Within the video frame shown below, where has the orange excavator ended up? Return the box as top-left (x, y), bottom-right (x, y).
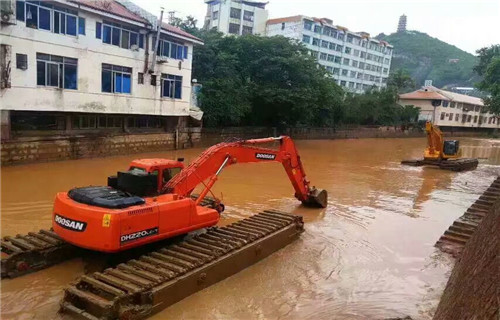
top-left (401, 121), bottom-right (478, 171)
top-left (52, 136), bottom-right (327, 253)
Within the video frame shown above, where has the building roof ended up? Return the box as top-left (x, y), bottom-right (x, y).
top-left (400, 86), bottom-right (484, 106)
top-left (266, 15), bottom-right (303, 25)
top-left (71, 0), bottom-right (148, 24)
top-left (399, 90), bottom-right (449, 101)
top-left (161, 23), bottom-right (203, 43)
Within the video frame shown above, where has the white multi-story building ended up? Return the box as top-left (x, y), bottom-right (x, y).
top-left (266, 15), bottom-right (393, 93)
top-left (0, 0), bottom-right (203, 140)
top-left (399, 86), bottom-right (499, 129)
top-left (204, 0), bottom-right (268, 36)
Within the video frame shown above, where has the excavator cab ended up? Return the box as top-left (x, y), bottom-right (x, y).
top-left (443, 140), bottom-right (460, 156)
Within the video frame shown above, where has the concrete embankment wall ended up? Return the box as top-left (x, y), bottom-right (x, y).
top-left (433, 200), bottom-right (500, 319)
top-left (1, 129), bottom-right (201, 165)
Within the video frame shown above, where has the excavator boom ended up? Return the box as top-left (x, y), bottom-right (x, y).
top-left (164, 136), bottom-right (327, 208)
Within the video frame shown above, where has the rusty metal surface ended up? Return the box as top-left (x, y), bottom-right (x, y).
top-left (1, 229), bottom-right (80, 279)
top-left (60, 210), bottom-right (304, 320)
top-left (401, 158), bottom-right (478, 171)
top-left (435, 176), bottom-right (500, 257)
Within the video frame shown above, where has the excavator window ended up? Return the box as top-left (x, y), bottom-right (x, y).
top-left (163, 167), bottom-right (181, 184)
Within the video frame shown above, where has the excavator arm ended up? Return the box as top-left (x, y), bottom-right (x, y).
top-left (424, 121), bottom-right (444, 160)
top-left (163, 136), bottom-right (327, 208)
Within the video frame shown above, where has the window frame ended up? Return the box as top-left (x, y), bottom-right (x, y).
top-left (101, 63), bottom-right (132, 94)
top-left (98, 20), bottom-right (144, 50)
top-left (161, 74), bottom-right (183, 99)
top-left (36, 53), bottom-right (78, 90)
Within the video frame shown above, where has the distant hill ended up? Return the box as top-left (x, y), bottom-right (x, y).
top-left (376, 31), bottom-right (479, 88)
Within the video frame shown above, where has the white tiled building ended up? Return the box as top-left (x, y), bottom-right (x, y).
top-left (266, 16), bottom-right (393, 93)
top-left (399, 86), bottom-right (499, 129)
top-left (0, 0), bottom-right (203, 140)
top-left (204, 0), bottom-right (268, 36)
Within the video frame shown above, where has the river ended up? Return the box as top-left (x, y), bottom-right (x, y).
top-left (1, 137), bottom-right (499, 319)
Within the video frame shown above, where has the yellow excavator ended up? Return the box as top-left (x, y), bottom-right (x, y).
top-left (402, 121), bottom-right (478, 171)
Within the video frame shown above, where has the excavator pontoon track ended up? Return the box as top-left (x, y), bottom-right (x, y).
top-left (1, 229), bottom-right (80, 279)
top-left (1, 195), bottom-right (216, 280)
top-left (436, 176), bottom-right (500, 257)
top-left (401, 158), bottom-right (478, 171)
top-left (60, 210), bottom-right (304, 320)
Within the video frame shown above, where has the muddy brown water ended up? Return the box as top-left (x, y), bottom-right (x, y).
top-left (1, 137), bottom-right (499, 320)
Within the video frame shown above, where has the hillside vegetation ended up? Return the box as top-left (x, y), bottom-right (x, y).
top-left (377, 31), bottom-right (478, 88)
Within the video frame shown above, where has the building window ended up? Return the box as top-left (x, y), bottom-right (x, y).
top-left (335, 44), bottom-right (343, 52)
top-left (314, 25), bottom-right (322, 33)
top-left (334, 56), bottom-right (341, 64)
top-left (340, 80), bottom-right (347, 87)
top-left (345, 47), bottom-right (351, 54)
top-left (327, 54), bottom-right (335, 62)
top-left (127, 116), bottom-right (163, 128)
top-left (242, 26), bottom-right (253, 35)
top-left (440, 112), bottom-right (445, 120)
top-left (150, 74), bottom-right (157, 86)
top-left (78, 17), bottom-right (85, 35)
top-left (97, 115), bottom-right (123, 128)
top-left (156, 38), bottom-right (188, 60)
top-left (473, 115), bottom-right (478, 123)
top-left (350, 71), bottom-right (356, 78)
top-left (455, 114), bottom-right (460, 122)
top-left (228, 23), bottom-right (239, 35)
top-left (101, 64), bottom-right (131, 94)
top-left (244, 10), bottom-right (254, 22)
top-left (281, 22), bottom-right (285, 30)
top-left (16, 53), bottom-right (28, 70)
top-left (321, 40), bottom-right (329, 48)
top-left (343, 58), bottom-right (350, 65)
top-left (448, 113), bottom-right (453, 121)
top-left (341, 69), bottom-right (348, 76)
top-left (326, 66), bottom-right (333, 73)
top-left (333, 68), bottom-right (340, 75)
top-left (212, 10), bottom-right (218, 20)
top-left (442, 100), bottom-right (449, 107)
top-left (36, 53), bottom-right (77, 89)
top-left (161, 74), bottom-right (182, 99)
top-left (138, 72), bottom-right (144, 84)
top-left (11, 112), bottom-right (66, 131)
top-left (230, 7), bottom-right (241, 19)
top-left (99, 21), bottom-right (144, 50)
top-left (302, 35), bottom-right (310, 44)
top-left (72, 115), bottom-right (97, 129)
top-left (328, 42), bottom-right (335, 50)
top-left (319, 53), bottom-right (327, 60)
top-left (21, 1), bottom-right (80, 36)
top-left (467, 115), bottom-right (472, 122)
top-left (352, 60), bottom-right (358, 68)
top-left (304, 20), bottom-right (313, 30)
top-left (312, 38), bottom-right (320, 46)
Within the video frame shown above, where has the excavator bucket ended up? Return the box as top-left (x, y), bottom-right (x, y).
top-left (303, 188), bottom-right (328, 208)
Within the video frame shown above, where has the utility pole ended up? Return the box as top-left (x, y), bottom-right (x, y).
top-left (168, 11), bottom-right (176, 24)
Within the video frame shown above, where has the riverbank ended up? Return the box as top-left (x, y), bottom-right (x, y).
top-left (1, 126), bottom-right (495, 165)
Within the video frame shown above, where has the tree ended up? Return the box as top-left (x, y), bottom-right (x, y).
top-left (475, 45), bottom-right (500, 115)
top-left (170, 15), bottom-right (198, 35)
top-left (387, 69), bottom-right (415, 93)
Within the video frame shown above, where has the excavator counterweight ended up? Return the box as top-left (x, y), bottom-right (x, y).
top-left (401, 121), bottom-right (478, 171)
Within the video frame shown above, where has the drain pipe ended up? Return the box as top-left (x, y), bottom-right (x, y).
top-left (150, 7), bottom-right (164, 73)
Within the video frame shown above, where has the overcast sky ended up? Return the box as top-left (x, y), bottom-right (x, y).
top-left (133, 0), bottom-right (500, 54)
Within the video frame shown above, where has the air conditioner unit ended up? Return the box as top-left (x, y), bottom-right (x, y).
top-left (0, 0), bottom-right (16, 25)
top-left (130, 44), bottom-right (139, 51)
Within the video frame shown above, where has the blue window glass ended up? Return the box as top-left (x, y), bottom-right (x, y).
top-left (162, 41), bottom-right (169, 57)
top-left (54, 11), bottom-right (60, 33)
top-left (39, 7), bottom-right (50, 30)
top-left (25, 4), bottom-right (38, 28)
top-left (16, 1), bottom-right (25, 21)
top-left (103, 25), bottom-right (111, 44)
top-left (101, 70), bottom-right (112, 92)
top-left (162, 79), bottom-right (171, 97)
top-left (130, 32), bottom-right (137, 47)
top-left (139, 34), bottom-right (144, 48)
top-left (114, 73), bottom-right (122, 93)
top-left (183, 46), bottom-right (188, 59)
top-left (177, 46), bottom-right (183, 60)
top-left (66, 15), bottom-right (76, 35)
top-left (122, 73), bottom-right (131, 93)
top-left (47, 63), bottom-right (59, 87)
top-left (174, 77), bottom-right (182, 99)
top-left (60, 12), bottom-right (66, 33)
top-left (170, 43), bottom-right (178, 59)
top-left (96, 22), bottom-right (102, 39)
top-left (37, 61), bottom-right (45, 85)
top-left (78, 17), bottom-right (85, 35)
top-left (111, 27), bottom-right (120, 46)
top-left (64, 64), bottom-right (77, 89)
